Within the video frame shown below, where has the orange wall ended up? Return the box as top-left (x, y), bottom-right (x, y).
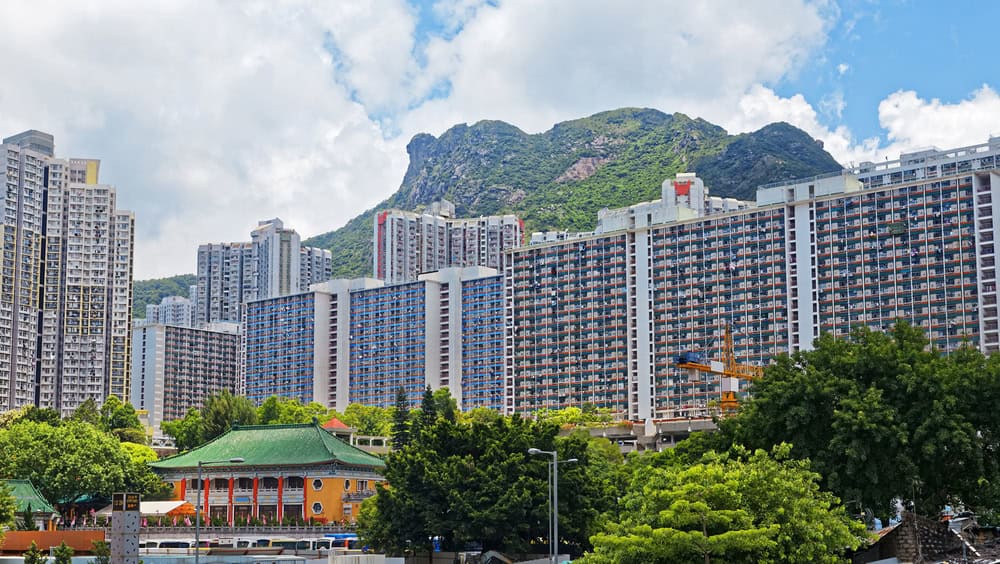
top-left (1, 530), bottom-right (105, 554)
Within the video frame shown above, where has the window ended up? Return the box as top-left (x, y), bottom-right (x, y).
top-left (312, 479), bottom-right (323, 491)
top-left (343, 504), bottom-right (353, 516)
top-left (343, 479), bottom-right (351, 491)
top-left (286, 476), bottom-right (305, 489)
top-left (312, 502), bottom-right (323, 514)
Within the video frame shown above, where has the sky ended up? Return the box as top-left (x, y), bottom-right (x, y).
top-left (1, 0), bottom-right (999, 279)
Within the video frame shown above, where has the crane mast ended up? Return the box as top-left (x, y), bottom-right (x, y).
top-left (675, 325), bottom-right (763, 412)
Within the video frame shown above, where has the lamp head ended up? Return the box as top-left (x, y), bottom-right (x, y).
top-left (566, 458), bottom-right (579, 463)
top-left (230, 457), bottom-right (245, 463)
top-left (527, 448), bottom-right (542, 455)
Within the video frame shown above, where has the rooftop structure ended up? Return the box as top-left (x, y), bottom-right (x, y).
top-left (150, 422), bottom-right (384, 524)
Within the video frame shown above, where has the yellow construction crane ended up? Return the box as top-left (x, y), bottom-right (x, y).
top-left (674, 326), bottom-right (764, 412)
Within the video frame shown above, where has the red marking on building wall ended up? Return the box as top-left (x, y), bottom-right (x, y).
top-left (675, 180), bottom-right (691, 196)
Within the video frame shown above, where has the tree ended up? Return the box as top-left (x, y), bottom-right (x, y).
top-left (0, 420), bottom-right (130, 508)
top-left (100, 395), bottom-right (145, 443)
top-left (0, 481), bottom-right (15, 540)
top-left (715, 322), bottom-right (1000, 521)
top-left (339, 402), bottom-right (394, 436)
top-left (584, 446), bottom-right (865, 564)
top-left (432, 387), bottom-right (457, 423)
top-left (23, 541), bottom-right (45, 564)
top-left (359, 410), bottom-right (613, 557)
top-left (121, 442), bottom-right (173, 499)
top-left (17, 503), bottom-right (37, 531)
top-left (201, 391), bottom-right (258, 441)
top-left (91, 540), bottom-right (111, 564)
top-left (69, 398), bottom-right (102, 426)
top-left (22, 406), bottom-right (62, 426)
top-left (161, 407), bottom-right (204, 452)
top-left (391, 387), bottom-right (409, 450)
top-left (418, 386), bottom-right (437, 429)
top-left (257, 395), bottom-right (330, 425)
top-left (52, 541), bottom-right (73, 564)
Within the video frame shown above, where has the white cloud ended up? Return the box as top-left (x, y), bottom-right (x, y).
top-left (837, 62), bottom-right (850, 75)
top-left (711, 84), bottom-right (1000, 169)
top-left (3, 0), bottom-right (994, 282)
top-left (402, 0), bottom-right (833, 137)
top-left (878, 86), bottom-right (1000, 152)
top-left (820, 90), bottom-right (847, 119)
top-left (0, 0), bottom-right (413, 278)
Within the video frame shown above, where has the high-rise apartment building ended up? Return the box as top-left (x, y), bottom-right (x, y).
top-left (1, 134), bottom-right (48, 410)
top-left (243, 267), bottom-right (503, 411)
top-left (507, 139), bottom-right (1000, 420)
top-left (195, 242), bottom-right (254, 325)
top-left (1, 130), bottom-right (134, 414)
top-left (195, 219), bottom-right (331, 325)
top-left (143, 295), bottom-right (195, 327)
top-left (131, 322), bottom-right (242, 433)
top-left (373, 200), bottom-right (522, 284)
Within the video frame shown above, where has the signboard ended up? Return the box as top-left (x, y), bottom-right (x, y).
top-left (125, 493), bottom-right (140, 511)
top-left (110, 492), bottom-right (140, 564)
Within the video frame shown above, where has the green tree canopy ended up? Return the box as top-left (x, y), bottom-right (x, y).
top-left (584, 446), bottom-right (865, 564)
top-left (202, 391), bottom-right (258, 440)
top-left (120, 442), bottom-right (172, 500)
top-left (69, 398), bottom-right (101, 426)
top-left (161, 407), bottom-right (204, 452)
top-left (359, 409), bottom-right (617, 557)
top-left (391, 387), bottom-right (409, 450)
top-left (99, 395), bottom-right (143, 437)
top-left (339, 403), bottom-right (393, 436)
top-left (710, 322), bottom-right (1000, 521)
top-left (0, 481), bottom-right (16, 542)
top-left (0, 420), bottom-right (130, 508)
top-left (256, 396), bottom-right (329, 425)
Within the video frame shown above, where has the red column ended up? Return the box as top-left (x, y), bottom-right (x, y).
top-left (303, 478), bottom-right (308, 523)
top-left (178, 478), bottom-right (186, 500)
top-left (277, 477), bottom-right (284, 522)
top-left (252, 477), bottom-right (259, 518)
top-left (204, 479), bottom-right (210, 523)
top-left (228, 478), bottom-right (234, 525)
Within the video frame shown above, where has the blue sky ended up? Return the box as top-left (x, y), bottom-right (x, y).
top-left (777, 0), bottom-right (999, 142)
top-left (1, 0), bottom-right (997, 278)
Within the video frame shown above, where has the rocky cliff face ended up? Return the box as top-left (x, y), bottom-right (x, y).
top-left (305, 108), bottom-right (843, 277)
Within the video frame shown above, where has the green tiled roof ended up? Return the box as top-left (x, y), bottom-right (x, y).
top-left (2, 480), bottom-right (57, 514)
top-left (149, 423), bottom-right (385, 471)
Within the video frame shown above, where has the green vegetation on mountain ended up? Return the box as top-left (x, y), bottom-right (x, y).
top-left (305, 108), bottom-right (842, 277)
top-left (132, 273), bottom-right (196, 319)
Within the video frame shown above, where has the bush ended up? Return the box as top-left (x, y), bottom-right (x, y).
top-left (53, 541), bottom-right (74, 564)
top-left (92, 540), bottom-right (111, 564)
top-left (23, 541), bottom-right (45, 564)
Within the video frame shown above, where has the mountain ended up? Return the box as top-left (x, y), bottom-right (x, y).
top-left (305, 108), bottom-right (842, 278)
top-left (133, 273), bottom-right (197, 318)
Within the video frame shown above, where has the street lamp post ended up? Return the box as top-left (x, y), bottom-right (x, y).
top-left (529, 448), bottom-right (577, 564)
top-left (195, 458), bottom-right (244, 564)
